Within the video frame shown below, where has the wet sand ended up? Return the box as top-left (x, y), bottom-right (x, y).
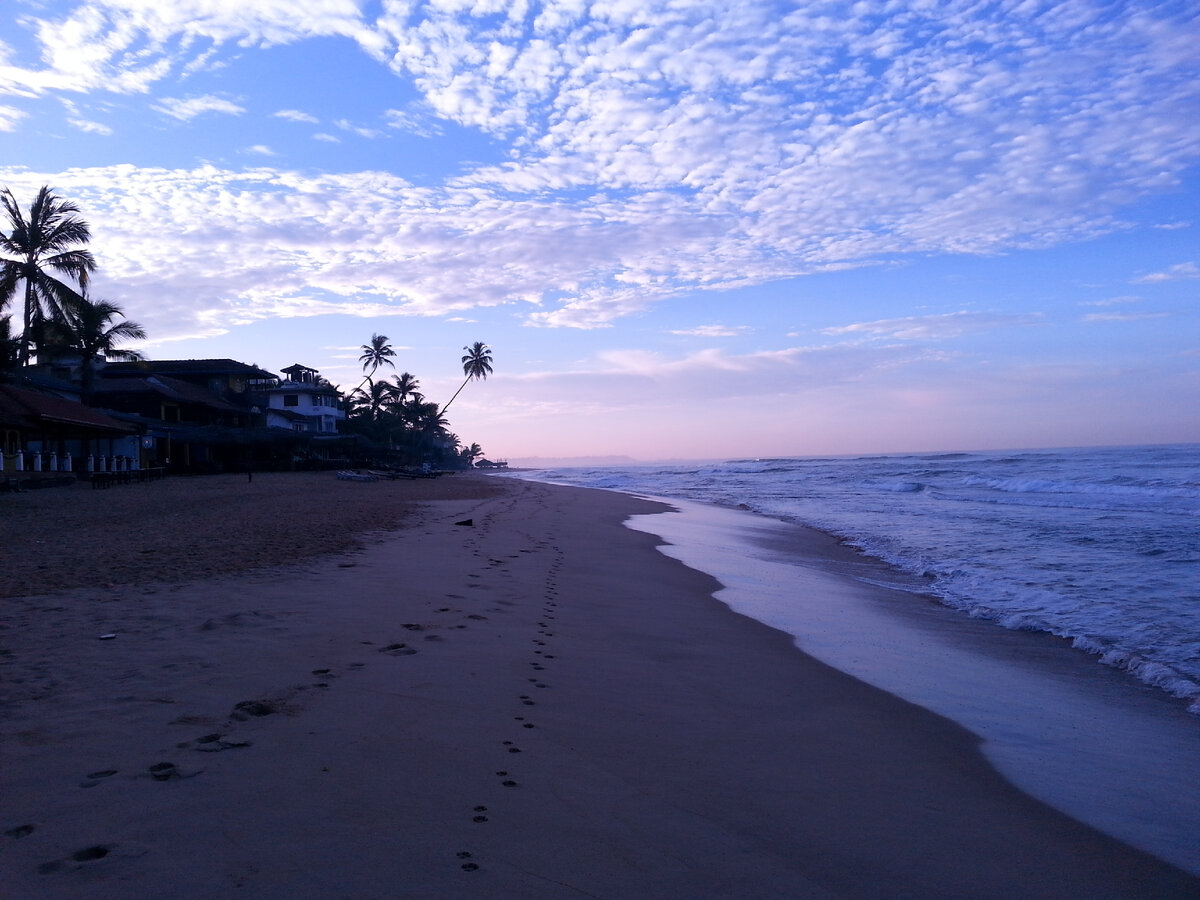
top-left (1, 474), bottom-right (1196, 897)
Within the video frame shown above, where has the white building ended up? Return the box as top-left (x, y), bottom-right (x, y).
top-left (265, 364), bottom-right (345, 434)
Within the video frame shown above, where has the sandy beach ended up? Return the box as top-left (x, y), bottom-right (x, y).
top-left (2, 473), bottom-right (1197, 898)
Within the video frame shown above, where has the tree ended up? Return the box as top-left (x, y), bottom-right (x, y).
top-left (442, 341), bottom-right (493, 414)
top-left (0, 186), bottom-right (97, 366)
top-left (65, 297), bottom-right (146, 403)
top-left (357, 333), bottom-right (396, 390)
top-left (0, 315), bottom-right (18, 380)
top-left (460, 442), bottom-right (484, 467)
top-left (390, 371), bottom-right (420, 406)
top-left (348, 378), bottom-right (397, 425)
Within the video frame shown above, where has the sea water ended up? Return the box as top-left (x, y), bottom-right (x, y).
top-left (500, 444), bottom-right (1200, 874)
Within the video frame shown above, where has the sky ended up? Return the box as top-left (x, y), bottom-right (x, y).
top-left (0, 0), bottom-right (1197, 463)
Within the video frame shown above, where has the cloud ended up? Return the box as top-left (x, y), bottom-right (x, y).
top-left (274, 109), bottom-right (319, 123)
top-left (1134, 262), bottom-right (1200, 283)
top-left (1083, 312), bottom-right (1169, 323)
top-left (152, 95), bottom-right (245, 121)
top-left (822, 312), bottom-right (1040, 341)
top-left (669, 325), bottom-right (753, 337)
top-left (384, 106), bottom-right (442, 138)
top-left (244, 145), bottom-right (276, 156)
top-left (2, 0), bottom-right (1198, 332)
top-left (1081, 295), bottom-right (1142, 308)
top-left (335, 118), bottom-right (381, 139)
top-left (0, 1), bottom-right (380, 98)
top-left (0, 105), bottom-right (26, 130)
top-left (68, 117), bottom-right (113, 135)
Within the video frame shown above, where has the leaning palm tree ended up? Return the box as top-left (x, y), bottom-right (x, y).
top-left (441, 341), bottom-right (493, 414)
top-left (357, 333), bottom-right (396, 390)
top-left (0, 186), bottom-right (97, 366)
top-left (65, 297), bottom-right (147, 403)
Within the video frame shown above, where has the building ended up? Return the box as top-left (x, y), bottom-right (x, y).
top-left (265, 364), bottom-right (345, 434)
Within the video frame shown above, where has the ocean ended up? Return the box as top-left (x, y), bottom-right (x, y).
top-left (499, 444), bottom-right (1200, 874)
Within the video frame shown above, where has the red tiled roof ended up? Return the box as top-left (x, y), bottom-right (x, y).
top-left (0, 385), bottom-right (132, 434)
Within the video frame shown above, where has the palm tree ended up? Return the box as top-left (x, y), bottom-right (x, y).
top-left (442, 341), bottom-right (493, 414)
top-left (0, 186), bottom-right (97, 366)
top-left (390, 371), bottom-right (420, 406)
top-left (0, 315), bottom-right (18, 380)
top-left (357, 333), bottom-right (396, 390)
top-left (460, 442), bottom-right (483, 467)
top-left (65, 297), bottom-right (146, 403)
top-left (348, 379), bottom-right (397, 425)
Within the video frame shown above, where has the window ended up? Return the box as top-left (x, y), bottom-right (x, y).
top-left (283, 394), bottom-right (299, 407)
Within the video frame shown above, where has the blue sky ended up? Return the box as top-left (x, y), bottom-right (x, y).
top-left (1, 0), bottom-right (1196, 461)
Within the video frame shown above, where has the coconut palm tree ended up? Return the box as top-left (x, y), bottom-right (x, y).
top-left (348, 378), bottom-right (397, 425)
top-left (460, 442), bottom-right (484, 467)
top-left (390, 371), bottom-right (420, 406)
top-left (40, 297), bottom-right (145, 403)
top-left (0, 186), bottom-right (97, 366)
top-left (357, 333), bottom-right (396, 390)
top-left (0, 315), bottom-right (18, 380)
top-left (60, 297), bottom-right (146, 403)
top-left (442, 341), bottom-right (493, 414)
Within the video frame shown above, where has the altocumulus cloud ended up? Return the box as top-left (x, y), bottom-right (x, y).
top-left (0, 0), bottom-right (1197, 339)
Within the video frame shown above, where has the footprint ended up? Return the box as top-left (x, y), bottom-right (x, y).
top-left (378, 643), bottom-right (418, 656)
top-left (71, 845), bottom-right (111, 862)
top-left (39, 844), bottom-right (116, 875)
top-left (231, 699), bottom-right (278, 720)
top-left (190, 733), bottom-right (252, 753)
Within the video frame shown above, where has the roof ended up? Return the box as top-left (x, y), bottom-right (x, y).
top-left (100, 359), bottom-right (279, 380)
top-left (0, 384), bottom-right (133, 434)
top-left (94, 375), bottom-right (247, 412)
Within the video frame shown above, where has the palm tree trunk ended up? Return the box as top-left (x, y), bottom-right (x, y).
top-left (441, 375), bottom-right (471, 415)
top-left (19, 277), bottom-right (34, 366)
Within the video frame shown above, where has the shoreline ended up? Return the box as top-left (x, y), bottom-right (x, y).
top-left (2, 475), bottom-right (1197, 897)
top-left (619, 494), bottom-right (1200, 876)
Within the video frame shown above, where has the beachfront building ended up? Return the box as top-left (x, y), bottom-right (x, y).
top-left (92, 358), bottom-right (284, 472)
top-left (0, 382), bottom-right (134, 482)
top-left (264, 364), bottom-right (345, 435)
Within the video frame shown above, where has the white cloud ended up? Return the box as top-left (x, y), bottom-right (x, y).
top-left (2, 0), bottom-right (1198, 332)
top-left (313, 133), bottom-right (341, 143)
top-left (0, 104), bottom-right (26, 130)
top-left (1083, 312), bottom-right (1169, 323)
top-left (68, 117), bottom-right (113, 135)
top-left (823, 312), bottom-right (1040, 342)
top-left (1134, 262), bottom-right (1200, 283)
top-left (335, 118), bottom-right (381, 139)
top-left (1, 1), bottom-right (379, 97)
top-left (244, 144), bottom-right (276, 156)
top-left (274, 109), bottom-right (319, 123)
top-left (384, 106), bottom-right (442, 138)
top-left (153, 94), bottom-right (245, 121)
top-left (669, 325), bottom-right (753, 337)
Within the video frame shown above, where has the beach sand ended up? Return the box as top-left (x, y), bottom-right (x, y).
top-left (2, 474), bottom-right (1196, 898)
